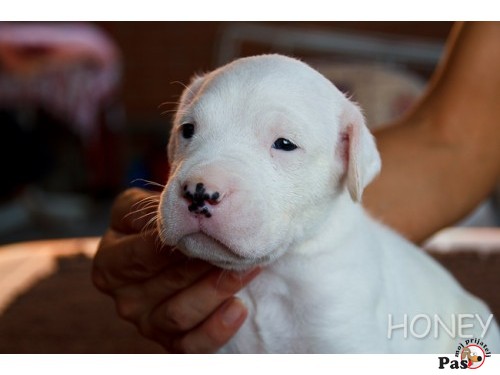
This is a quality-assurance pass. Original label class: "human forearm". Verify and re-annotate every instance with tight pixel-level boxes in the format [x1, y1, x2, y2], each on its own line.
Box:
[364, 22, 500, 243]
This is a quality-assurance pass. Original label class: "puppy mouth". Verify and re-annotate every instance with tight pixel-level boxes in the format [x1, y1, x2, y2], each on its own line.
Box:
[179, 231, 272, 271]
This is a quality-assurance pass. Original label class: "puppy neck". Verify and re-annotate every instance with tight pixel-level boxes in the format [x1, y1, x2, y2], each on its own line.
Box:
[290, 191, 367, 257]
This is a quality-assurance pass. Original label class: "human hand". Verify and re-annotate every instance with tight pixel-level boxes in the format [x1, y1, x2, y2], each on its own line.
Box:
[92, 188, 261, 353]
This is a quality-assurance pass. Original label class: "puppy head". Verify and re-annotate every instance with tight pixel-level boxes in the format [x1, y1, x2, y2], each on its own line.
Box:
[158, 54, 380, 270]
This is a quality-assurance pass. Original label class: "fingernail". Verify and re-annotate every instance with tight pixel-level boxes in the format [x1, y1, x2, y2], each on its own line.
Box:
[222, 299, 246, 327]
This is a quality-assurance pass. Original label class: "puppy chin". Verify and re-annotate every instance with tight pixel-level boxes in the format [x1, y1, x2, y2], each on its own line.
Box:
[178, 233, 276, 271]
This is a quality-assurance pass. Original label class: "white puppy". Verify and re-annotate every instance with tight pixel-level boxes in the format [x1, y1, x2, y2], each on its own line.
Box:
[158, 54, 500, 353]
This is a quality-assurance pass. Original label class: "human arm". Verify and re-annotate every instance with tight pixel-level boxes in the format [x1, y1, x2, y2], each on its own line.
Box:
[364, 21, 500, 243]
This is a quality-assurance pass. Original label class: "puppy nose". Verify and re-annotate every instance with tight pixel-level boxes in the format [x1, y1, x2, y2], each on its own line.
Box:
[183, 182, 221, 218]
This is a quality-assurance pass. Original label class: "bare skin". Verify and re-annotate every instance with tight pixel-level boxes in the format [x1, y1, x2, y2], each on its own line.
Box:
[365, 21, 500, 243]
[92, 22, 500, 353]
[93, 188, 262, 353]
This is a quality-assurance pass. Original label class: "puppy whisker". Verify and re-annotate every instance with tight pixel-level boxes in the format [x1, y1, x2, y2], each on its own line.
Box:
[170, 80, 194, 95]
[125, 200, 159, 221]
[160, 109, 179, 116]
[214, 269, 231, 295]
[158, 100, 181, 109]
[130, 179, 166, 190]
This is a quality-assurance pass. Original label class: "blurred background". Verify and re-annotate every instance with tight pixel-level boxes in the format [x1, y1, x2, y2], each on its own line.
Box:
[0, 21, 467, 245]
[0, 21, 499, 353]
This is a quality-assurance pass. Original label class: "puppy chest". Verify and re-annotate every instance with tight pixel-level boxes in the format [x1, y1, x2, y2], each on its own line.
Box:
[230, 273, 341, 353]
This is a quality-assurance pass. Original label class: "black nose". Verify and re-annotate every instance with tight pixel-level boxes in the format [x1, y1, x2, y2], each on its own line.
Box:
[183, 182, 220, 218]
[477, 356, 482, 361]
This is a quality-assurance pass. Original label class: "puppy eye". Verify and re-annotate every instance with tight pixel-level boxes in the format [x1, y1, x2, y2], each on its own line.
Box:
[272, 138, 298, 151]
[181, 123, 195, 139]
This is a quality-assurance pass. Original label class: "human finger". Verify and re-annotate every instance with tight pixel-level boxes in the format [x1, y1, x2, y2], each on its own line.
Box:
[92, 230, 181, 293]
[110, 188, 161, 235]
[147, 267, 260, 334]
[166, 297, 249, 353]
[112, 258, 214, 323]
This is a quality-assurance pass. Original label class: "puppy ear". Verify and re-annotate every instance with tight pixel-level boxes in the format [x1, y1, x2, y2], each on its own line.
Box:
[340, 101, 381, 202]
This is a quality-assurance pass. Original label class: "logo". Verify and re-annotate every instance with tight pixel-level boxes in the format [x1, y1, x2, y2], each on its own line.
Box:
[438, 338, 491, 370]
[460, 344, 486, 369]
[387, 313, 494, 339]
